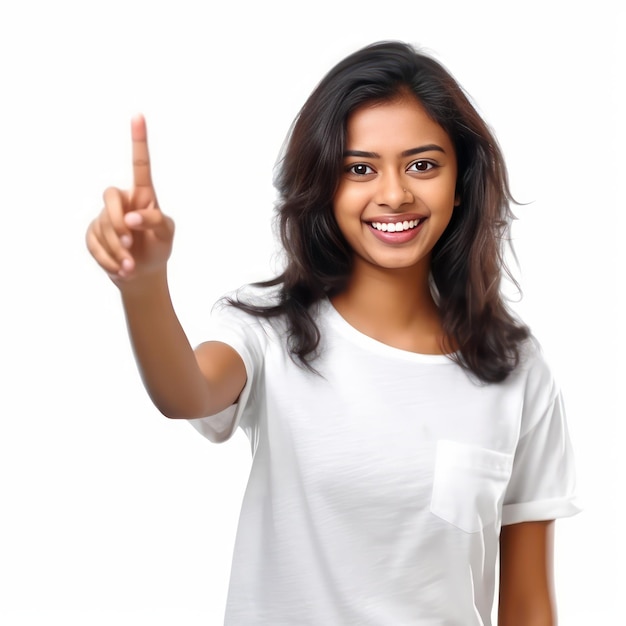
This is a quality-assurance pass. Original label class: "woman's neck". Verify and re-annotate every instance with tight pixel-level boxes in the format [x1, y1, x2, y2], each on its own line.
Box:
[331, 262, 449, 355]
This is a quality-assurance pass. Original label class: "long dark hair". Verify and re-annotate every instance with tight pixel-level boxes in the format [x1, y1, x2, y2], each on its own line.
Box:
[230, 40, 529, 383]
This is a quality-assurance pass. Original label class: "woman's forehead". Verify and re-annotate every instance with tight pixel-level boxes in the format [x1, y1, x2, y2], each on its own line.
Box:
[345, 98, 453, 153]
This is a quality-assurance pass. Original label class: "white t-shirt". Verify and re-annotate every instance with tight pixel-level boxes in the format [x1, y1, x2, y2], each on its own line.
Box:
[190, 295, 580, 625]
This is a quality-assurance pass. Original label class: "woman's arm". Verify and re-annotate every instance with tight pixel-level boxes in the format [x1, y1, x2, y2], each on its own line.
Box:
[498, 520, 556, 626]
[86, 115, 246, 420]
[119, 272, 246, 419]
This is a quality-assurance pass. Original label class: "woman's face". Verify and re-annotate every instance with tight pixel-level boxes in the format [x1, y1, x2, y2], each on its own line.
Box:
[333, 97, 459, 275]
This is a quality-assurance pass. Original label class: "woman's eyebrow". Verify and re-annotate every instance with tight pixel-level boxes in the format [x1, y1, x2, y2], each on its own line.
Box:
[401, 144, 445, 157]
[343, 144, 446, 158]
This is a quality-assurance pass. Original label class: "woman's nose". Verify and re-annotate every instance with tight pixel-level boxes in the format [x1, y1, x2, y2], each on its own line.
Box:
[374, 173, 413, 209]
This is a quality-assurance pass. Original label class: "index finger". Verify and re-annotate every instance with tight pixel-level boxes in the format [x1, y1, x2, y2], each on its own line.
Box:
[131, 114, 154, 191]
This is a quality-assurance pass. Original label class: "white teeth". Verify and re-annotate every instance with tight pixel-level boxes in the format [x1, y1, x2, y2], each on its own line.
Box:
[371, 219, 421, 232]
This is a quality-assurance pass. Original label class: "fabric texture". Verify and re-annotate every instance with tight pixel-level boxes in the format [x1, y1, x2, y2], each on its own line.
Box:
[189, 291, 580, 625]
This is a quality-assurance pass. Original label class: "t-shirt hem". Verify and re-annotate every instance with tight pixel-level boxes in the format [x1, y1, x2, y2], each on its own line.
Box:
[502, 495, 582, 525]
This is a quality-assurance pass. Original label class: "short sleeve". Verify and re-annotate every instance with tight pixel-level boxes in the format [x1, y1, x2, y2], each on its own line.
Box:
[187, 295, 266, 445]
[502, 349, 581, 525]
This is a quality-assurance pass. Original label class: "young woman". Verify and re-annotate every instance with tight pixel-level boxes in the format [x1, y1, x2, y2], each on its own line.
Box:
[86, 41, 579, 625]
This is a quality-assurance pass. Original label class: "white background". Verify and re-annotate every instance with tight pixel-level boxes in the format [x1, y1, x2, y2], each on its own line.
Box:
[1, 0, 623, 624]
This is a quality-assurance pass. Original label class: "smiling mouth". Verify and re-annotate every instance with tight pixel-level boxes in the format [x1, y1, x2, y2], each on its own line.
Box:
[369, 218, 424, 232]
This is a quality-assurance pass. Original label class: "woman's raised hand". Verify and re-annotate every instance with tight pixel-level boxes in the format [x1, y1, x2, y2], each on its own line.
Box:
[86, 115, 174, 286]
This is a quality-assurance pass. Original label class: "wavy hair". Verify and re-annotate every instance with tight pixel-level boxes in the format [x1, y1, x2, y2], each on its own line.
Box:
[230, 40, 529, 383]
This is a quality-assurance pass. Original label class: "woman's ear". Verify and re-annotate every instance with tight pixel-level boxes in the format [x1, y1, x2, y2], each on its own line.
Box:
[454, 193, 461, 207]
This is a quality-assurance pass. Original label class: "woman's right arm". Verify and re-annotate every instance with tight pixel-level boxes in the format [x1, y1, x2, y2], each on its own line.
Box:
[85, 115, 246, 419]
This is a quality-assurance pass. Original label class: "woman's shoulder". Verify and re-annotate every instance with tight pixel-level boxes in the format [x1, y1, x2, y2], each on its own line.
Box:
[517, 335, 554, 372]
[209, 283, 289, 341]
[514, 334, 561, 405]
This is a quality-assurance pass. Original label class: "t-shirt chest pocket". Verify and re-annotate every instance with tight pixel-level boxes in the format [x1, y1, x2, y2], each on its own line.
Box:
[430, 439, 514, 533]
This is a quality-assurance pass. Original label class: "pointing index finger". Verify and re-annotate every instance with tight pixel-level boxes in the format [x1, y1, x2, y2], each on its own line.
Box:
[131, 114, 154, 192]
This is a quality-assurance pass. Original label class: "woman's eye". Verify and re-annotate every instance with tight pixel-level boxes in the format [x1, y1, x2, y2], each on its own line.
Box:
[347, 163, 374, 176]
[408, 160, 435, 172]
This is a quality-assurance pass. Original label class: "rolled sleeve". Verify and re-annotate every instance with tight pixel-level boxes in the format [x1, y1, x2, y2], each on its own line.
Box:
[503, 384, 581, 525]
[188, 297, 265, 444]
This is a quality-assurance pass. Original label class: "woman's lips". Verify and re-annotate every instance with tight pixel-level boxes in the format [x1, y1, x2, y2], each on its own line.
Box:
[367, 217, 426, 243]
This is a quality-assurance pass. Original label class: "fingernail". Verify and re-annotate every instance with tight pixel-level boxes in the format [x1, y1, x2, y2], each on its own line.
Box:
[120, 235, 132, 248]
[125, 212, 142, 227]
[121, 258, 134, 272]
